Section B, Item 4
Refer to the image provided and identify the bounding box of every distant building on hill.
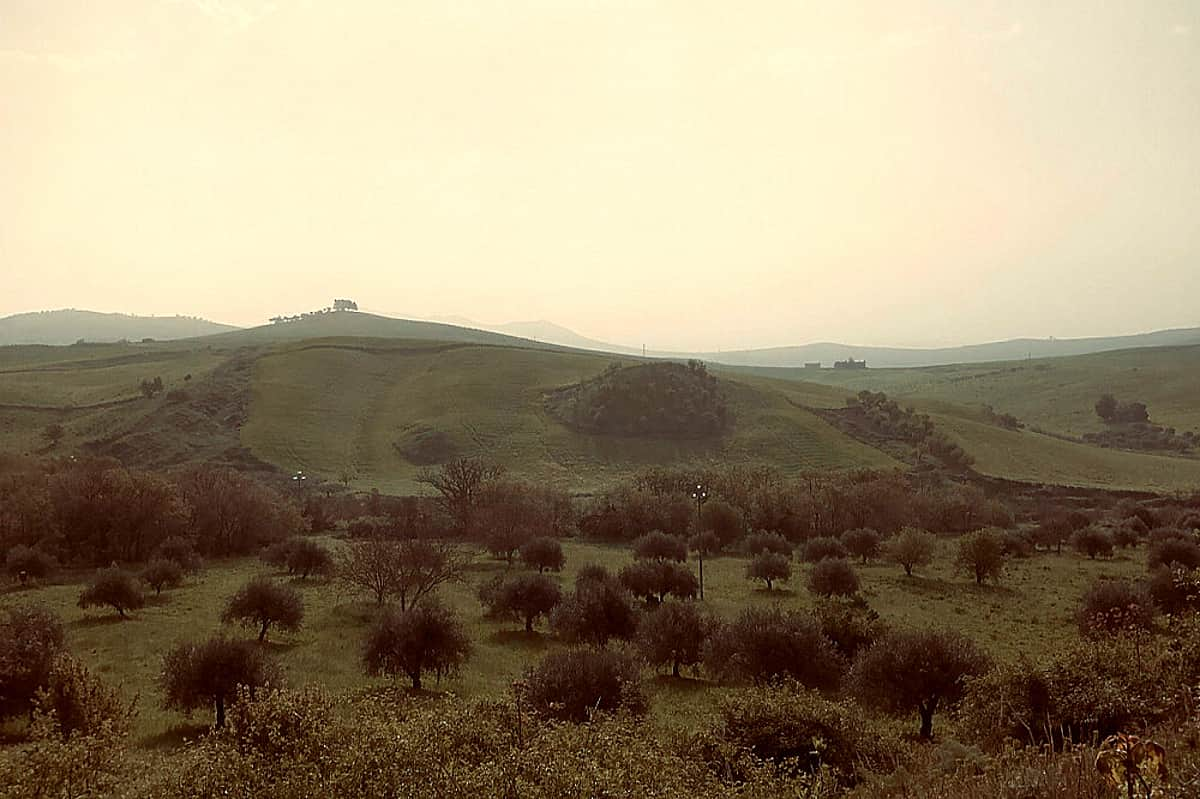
[804,362,822,369]
[833,358,867,369]
[333,299,358,311]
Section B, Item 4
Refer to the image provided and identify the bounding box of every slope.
[0,309,238,345]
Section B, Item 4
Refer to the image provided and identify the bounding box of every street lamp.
[292,470,307,492]
[690,483,709,599]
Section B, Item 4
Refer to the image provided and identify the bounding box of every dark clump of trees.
[847,390,974,470]
[1076,578,1157,638]
[745,531,792,558]
[5,544,56,585]
[0,604,66,720]
[704,607,844,689]
[478,573,562,632]
[362,599,472,690]
[519,537,565,573]
[851,628,989,739]
[547,360,731,439]
[521,647,647,722]
[620,560,698,604]
[636,600,713,677]
[221,577,304,642]
[160,635,281,728]
[745,552,791,591]
[1148,537,1200,571]
[631,530,688,562]
[1095,394,1149,424]
[808,558,860,597]
[550,572,638,647]
[839,528,881,563]
[1070,526,1115,560]
[78,567,145,619]
[802,537,848,563]
[152,536,203,574]
[286,538,335,580]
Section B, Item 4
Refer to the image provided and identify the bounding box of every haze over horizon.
[3,1,1199,351]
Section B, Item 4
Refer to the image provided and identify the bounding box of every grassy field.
[0,537,1148,745]
[749,344,1200,439]
[243,340,899,493]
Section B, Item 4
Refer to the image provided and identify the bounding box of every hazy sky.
[2,1,1198,350]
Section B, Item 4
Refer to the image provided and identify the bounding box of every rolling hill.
[0,309,238,345]
[4,312,1200,495]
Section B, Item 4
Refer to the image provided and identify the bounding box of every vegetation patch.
[546,361,731,439]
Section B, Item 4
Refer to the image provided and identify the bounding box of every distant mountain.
[0,309,239,346]
[685,328,1200,369]
[489,320,641,355]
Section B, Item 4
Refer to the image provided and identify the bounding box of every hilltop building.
[833,358,867,369]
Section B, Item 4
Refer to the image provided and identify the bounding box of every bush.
[519,537,565,573]
[620,560,698,603]
[286,538,335,579]
[851,627,989,738]
[550,573,638,647]
[811,597,882,660]
[1110,522,1142,549]
[221,577,304,642]
[808,558,860,597]
[954,529,1006,584]
[78,568,144,619]
[1070,526,1114,559]
[631,530,688,562]
[161,635,282,727]
[521,647,647,722]
[152,536,203,574]
[745,531,792,558]
[4,545,55,585]
[478,573,562,632]
[1076,577,1157,637]
[709,682,903,783]
[840,528,881,563]
[1148,538,1200,571]
[636,600,712,677]
[1148,526,1188,545]
[745,551,791,590]
[34,654,134,740]
[885,527,937,576]
[362,599,472,690]
[0,604,66,719]
[698,499,744,549]
[1146,566,1200,615]
[802,536,848,563]
[141,559,184,595]
[1000,530,1034,558]
[704,607,844,688]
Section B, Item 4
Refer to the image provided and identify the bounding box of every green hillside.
[739,345,1200,439]
[241,339,898,493]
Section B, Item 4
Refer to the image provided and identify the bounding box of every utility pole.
[690,482,709,599]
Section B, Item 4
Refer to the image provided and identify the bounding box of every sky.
[1,1,1198,351]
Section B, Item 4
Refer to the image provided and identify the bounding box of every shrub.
[698,499,744,549]
[1146,566,1200,615]
[851,627,989,738]
[802,536,848,563]
[5,545,55,585]
[1148,526,1188,545]
[286,538,335,579]
[811,597,882,660]
[745,551,791,590]
[704,607,844,688]
[954,528,1006,584]
[631,530,688,562]
[840,528,881,563]
[521,648,647,722]
[478,573,562,632]
[1070,526,1114,559]
[636,600,713,677]
[519,537,565,573]
[1110,522,1142,549]
[34,654,134,740]
[221,577,304,642]
[1148,538,1200,571]
[575,563,611,585]
[161,635,282,727]
[550,573,638,647]
[709,682,903,783]
[1076,577,1157,637]
[885,527,937,576]
[0,604,66,719]
[152,536,203,574]
[808,558,860,597]
[619,560,698,603]
[77,568,144,619]
[1000,529,1034,558]
[362,599,472,690]
[745,531,792,558]
[141,559,184,595]
[260,538,296,570]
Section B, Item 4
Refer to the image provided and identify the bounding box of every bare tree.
[415,457,503,533]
